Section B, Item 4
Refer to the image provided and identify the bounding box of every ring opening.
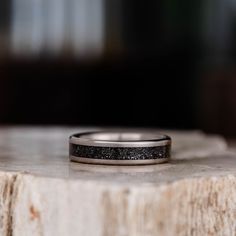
[77,132,168,142]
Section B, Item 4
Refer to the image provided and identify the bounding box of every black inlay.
[70,144,171,160]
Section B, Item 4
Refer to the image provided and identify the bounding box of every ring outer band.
[69,132,171,165]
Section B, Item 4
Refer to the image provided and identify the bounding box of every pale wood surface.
[0,127,235,236]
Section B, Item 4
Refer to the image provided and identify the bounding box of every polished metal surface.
[70,131,171,147]
[70,156,169,165]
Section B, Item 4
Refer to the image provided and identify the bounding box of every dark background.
[0,0,236,136]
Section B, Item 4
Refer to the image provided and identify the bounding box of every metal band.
[69,131,171,165]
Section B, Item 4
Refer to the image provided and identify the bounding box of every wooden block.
[0,128,234,236]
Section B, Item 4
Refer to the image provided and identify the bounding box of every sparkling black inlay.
[70,144,171,160]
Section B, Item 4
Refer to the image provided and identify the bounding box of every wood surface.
[0,127,234,236]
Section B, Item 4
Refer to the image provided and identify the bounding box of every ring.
[69,131,171,165]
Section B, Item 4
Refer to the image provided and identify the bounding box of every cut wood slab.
[0,127,234,236]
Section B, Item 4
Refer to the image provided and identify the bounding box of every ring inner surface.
[78,132,167,142]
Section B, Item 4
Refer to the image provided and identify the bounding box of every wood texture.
[0,127,234,236]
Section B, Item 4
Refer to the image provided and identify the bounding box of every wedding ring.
[69,131,171,165]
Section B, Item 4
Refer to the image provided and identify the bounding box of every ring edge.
[70,155,169,165]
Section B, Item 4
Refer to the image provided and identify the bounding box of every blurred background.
[0,0,236,136]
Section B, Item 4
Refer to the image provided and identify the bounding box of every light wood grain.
[0,127,234,236]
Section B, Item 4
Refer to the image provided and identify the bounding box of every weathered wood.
[0,127,235,236]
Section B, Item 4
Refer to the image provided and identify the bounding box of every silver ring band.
[69,131,171,165]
